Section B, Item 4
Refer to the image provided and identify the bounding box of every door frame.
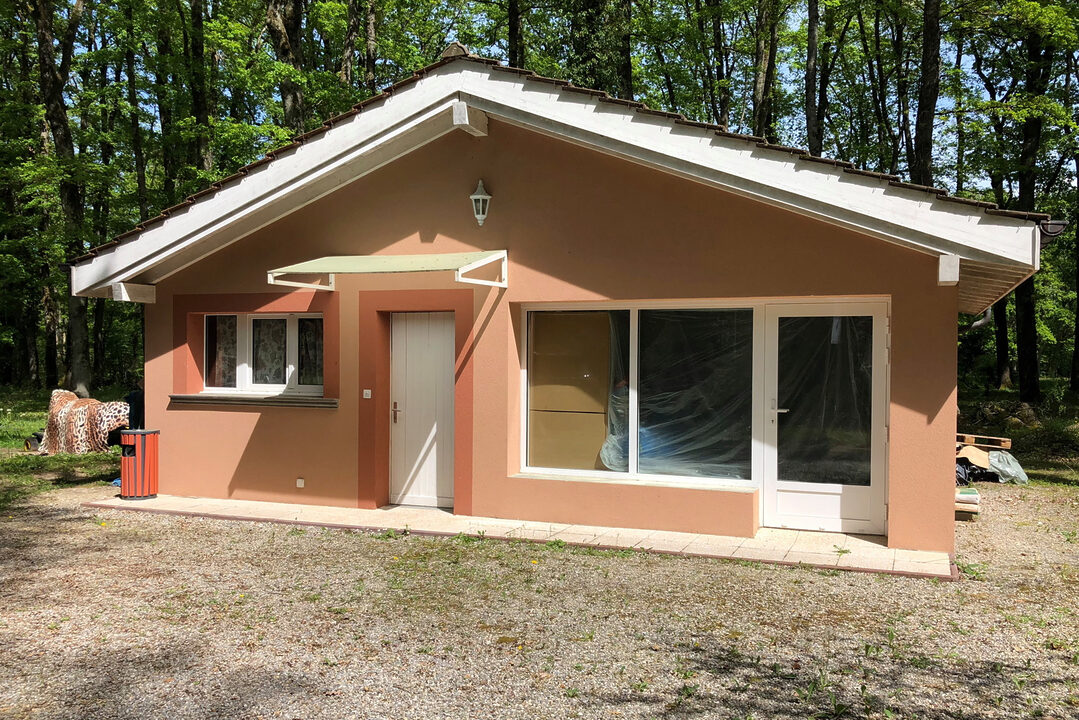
[761,301,890,535]
[388,310,457,508]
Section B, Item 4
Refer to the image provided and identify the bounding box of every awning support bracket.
[265,272,336,292]
[455,249,507,288]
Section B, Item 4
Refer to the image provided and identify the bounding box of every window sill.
[169,394,338,409]
[511,471,758,493]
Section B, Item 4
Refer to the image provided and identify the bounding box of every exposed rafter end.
[452,101,488,137]
[111,282,156,304]
[938,254,960,286]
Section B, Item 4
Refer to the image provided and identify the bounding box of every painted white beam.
[452,100,488,136]
[70,60,1039,308]
[938,254,960,286]
[111,282,156,303]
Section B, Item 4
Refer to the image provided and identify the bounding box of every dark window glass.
[638,309,753,479]
[777,316,873,486]
[298,317,324,386]
[205,315,237,388]
[252,318,287,385]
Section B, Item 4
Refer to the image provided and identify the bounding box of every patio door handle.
[392,402,402,423]
[771,399,790,414]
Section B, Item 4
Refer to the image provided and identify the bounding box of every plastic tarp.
[776,316,873,486]
[989,450,1029,484]
[601,309,754,479]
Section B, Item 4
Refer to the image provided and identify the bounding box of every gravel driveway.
[1,482,1077,719]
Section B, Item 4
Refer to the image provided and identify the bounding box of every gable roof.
[71,46,1047,314]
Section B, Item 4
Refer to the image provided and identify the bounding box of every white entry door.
[763,303,888,534]
[390,312,455,507]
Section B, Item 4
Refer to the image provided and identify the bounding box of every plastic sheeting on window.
[205,315,237,388]
[298,317,324,386]
[600,309,753,479]
[252,318,287,385]
[777,316,873,486]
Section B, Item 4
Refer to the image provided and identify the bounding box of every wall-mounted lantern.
[470,180,491,226]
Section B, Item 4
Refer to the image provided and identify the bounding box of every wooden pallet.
[956,433,1011,450]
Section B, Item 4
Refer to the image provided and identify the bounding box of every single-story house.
[70,44,1050,554]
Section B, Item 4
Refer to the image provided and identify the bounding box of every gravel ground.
[1,482,1077,720]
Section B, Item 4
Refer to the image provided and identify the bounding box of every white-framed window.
[204,313,324,396]
[523,305,754,486]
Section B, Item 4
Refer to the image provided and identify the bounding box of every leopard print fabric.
[40,389,130,455]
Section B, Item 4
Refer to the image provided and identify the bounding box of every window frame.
[202,312,324,397]
[519,298,889,491]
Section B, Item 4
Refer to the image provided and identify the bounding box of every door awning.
[267,250,507,291]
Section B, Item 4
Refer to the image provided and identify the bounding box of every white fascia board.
[71,72,469,295]
[461,68,1039,269]
[72,60,1037,297]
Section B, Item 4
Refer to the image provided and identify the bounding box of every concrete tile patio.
[83,494,956,579]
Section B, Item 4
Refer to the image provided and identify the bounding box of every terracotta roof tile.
[756,142,808,155]
[985,208,1051,222]
[938,195,997,209]
[888,179,948,194]
[842,167,900,182]
[797,155,856,169]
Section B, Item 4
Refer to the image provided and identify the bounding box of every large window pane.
[298,317,324,386]
[252,318,287,385]
[638,309,753,479]
[777,316,872,485]
[528,311,629,471]
[205,315,237,388]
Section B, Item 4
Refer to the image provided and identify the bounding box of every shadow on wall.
[149,120,956,484]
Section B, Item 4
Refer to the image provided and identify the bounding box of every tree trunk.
[125,0,148,219]
[32,0,91,396]
[706,0,730,128]
[92,297,107,381]
[1014,31,1054,404]
[751,0,777,138]
[1071,155,1079,392]
[44,289,59,389]
[993,298,1013,389]
[615,0,632,100]
[910,0,940,186]
[652,43,678,112]
[365,0,377,94]
[954,34,965,194]
[152,25,177,204]
[190,0,212,170]
[805,0,819,154]
[267,0,306,132]
[340,0,360,84]
[508,0,524,68]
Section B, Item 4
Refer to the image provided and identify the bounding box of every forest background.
[2,0,1078,417]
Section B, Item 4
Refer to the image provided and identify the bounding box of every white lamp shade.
[470,180,491,226]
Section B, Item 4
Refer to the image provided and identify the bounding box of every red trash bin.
[120,430,159,500]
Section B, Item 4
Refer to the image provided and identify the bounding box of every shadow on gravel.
[583,635,1070,719]
[0,496,151,602]
[9,639,325,720]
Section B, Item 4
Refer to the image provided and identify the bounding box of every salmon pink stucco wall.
[144,118,958,553]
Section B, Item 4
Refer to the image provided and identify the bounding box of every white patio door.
[763,303,888,534]
[390,312,455,507]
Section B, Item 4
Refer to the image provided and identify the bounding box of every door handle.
[392,402,402,423]
[771,399,790,414]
